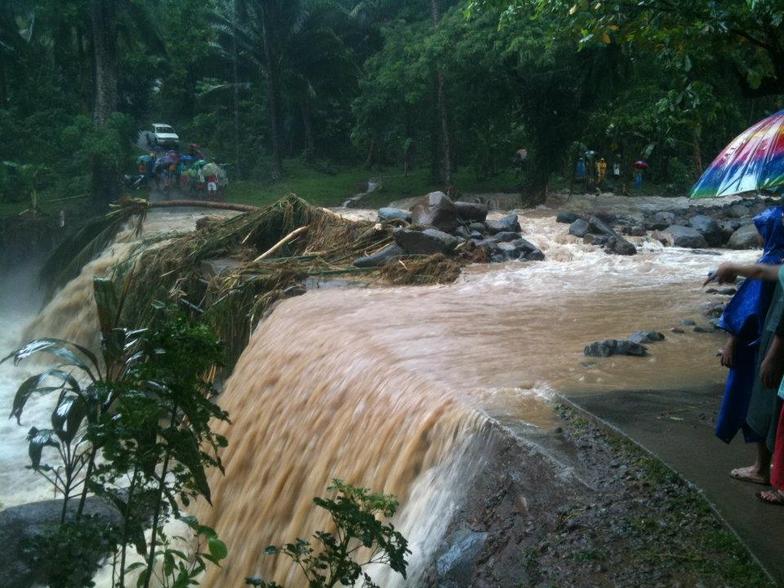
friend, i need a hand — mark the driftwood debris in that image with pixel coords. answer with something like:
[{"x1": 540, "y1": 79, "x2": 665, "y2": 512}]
[{"x1": 253, "y1": 226, "x2": 309, "y2": 262}]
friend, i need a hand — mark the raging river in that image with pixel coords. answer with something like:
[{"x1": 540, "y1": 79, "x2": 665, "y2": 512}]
[{"x1": 0, "y1": 195, "x2": 759, "y2": 586}]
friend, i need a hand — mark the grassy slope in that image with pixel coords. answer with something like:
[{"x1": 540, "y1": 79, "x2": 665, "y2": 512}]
[{"x1": 225, "y1": 160, "x2": 521, "y2": 209}]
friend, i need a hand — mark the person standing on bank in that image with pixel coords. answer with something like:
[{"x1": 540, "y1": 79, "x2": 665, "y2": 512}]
[{"x1": 710, "y1": 206, "x2": 784, "y2": 484}]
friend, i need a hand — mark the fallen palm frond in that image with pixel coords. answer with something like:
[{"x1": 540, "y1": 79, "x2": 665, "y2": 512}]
[{"x1": 45, "y1": 194, "x2": 467, "y2": 367}]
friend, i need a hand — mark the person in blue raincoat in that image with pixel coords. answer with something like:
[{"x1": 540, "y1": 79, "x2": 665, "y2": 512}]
[{"x1": 715, "y1": 205, "x2": 784, "y2": 483}]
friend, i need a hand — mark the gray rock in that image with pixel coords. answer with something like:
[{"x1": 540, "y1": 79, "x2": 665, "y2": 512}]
[
  {"x1": 454, "y1": 201, "x2": 488, "y2": 222},
  {"x1": 727, "y1": 223, "x2": 761, "y2": 249},
  {"x1": 584, "y1": 234, "x2": 609, "y2": 246},
  {"x1": 728, "y1": 203, "x2": 749, "y2": 218},
  {"x1": 688, "y1": 214, "x2": 723, "y2": 247},
  {"x1": 469, "y1": 230, "x2": 484, "y2": 239},
  {"x1": 377, "y1": 207, "x2": 411, "y2": 223},
  {"x1": 569, "y1": 218, "x2": 590, "y2": 238},
  {"x1": 666, "y1": 225, "x2": 709, "y2": 248},
  {"x1": 622, "y1": 225, "x2": 646, "y2": 237},
  {"x1": 493, "y1": 231, "x2": 521, "y2": 242},
  {"x1": 718, "y1": 220, "x2": 740, "y2": 242},
  {"x1": 468, "y1": 222, "x2": 486, "y2": 233},
  {"x1": 353, "y1": 244, "x2": 404, "y2": 268},
  {"x1": 455, "y1": 226, "x2": 472, "y2": 239},
  {"x1": 646, "y1": 211, "x2": 676, "y2": 230},
  {"x1": 410, "y1": 191, "x2": 458, "y2": 233},
  {"x1": 604, "y1": 236, "x2": 637, "y2": 256},
  {"x1": 485, "y1": 213, "x2": 522, "y2": 234},
  {"x1": 588, "y1": 216, "x2": 617, "y2": 237},
  {"x1": 584, "y1": 339, "x2": 648, "y2": 357},
  {"x1": 629, "y1": 331, "x2": 665, "y2": 344},
  {"x1": 437, "y1": 529, "x2": 488, "y2": 583},
  {"x1": 524, "y1": 247, "x2": 546, "y2": 261},
  {"x1": 393, "y1": 227, "x2": 459, "y2": 254},
  {"x1": 557, "y1": 211, "x2": 581, "y2": 224}
]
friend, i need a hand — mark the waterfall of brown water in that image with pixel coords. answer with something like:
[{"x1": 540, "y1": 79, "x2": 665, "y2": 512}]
[{"x1": 195, "y1": 297, "x2": 489, "y2": 587}]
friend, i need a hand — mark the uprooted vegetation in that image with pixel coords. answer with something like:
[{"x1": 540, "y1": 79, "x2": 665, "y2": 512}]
[{"x1": 44, "y1": 195, "x2": 466, "y2": 365}]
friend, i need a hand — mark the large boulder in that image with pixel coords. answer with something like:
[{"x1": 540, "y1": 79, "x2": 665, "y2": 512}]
[
  {"x1": 353, "y1": 243, "x2": 404, "y2": 268},
  {"x1": 454, "y1": 201, "x2": 488, "y2": 223},
  {"x1": 377, "y1": 207, "x2": 411, "y2": 223},
  {"x1": 688, "y1": 214, "x2": 723, "y2": 247},
  {"x1": 492, "y1": 231, "x2": 521, "y2": 243},
  {"x1": 485, "y1": 213, "x2": 522, "y2": 234},
  {"x1": 727, "y1": 223, "x2": 761, "y2": 249},
  {"x1": 569, "y1": 218, "x2": 590, "y2": 238},
  {"x1": 666, "y1": 225, "x2": 709, "y2": 248},
  {"x1": 604, "y1": 236, "x2": 637, "y2": 256},
  {"x1": 718, "y1": 220, "x2": 741, "y2": 242},
  {"x1": 393, "y1": 227, "x2": 459, "y2": 254},
  {"x1": 410, "y1": 191, "x2": 458, "y2": 233}
]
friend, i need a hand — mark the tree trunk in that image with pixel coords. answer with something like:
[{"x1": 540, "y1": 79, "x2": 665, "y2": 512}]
[
  {"x1": 431, "y1": 0, "x2": 452, "y2": 186},
  {"x1": 260, "y1": 4, "x2": 283, "y2": 180},
  {"x1": 692, "y1": 125, "x2": 703, "y2": 175},
  {"x1": 89, "y1": 0, "x2": 119, "y2": 205},
  {"x1": 232, "y1": 0, "x2": 241, "y2": 178},
  {"x1": 301, "y1": 98, "x2": 315, "y2": 162}
]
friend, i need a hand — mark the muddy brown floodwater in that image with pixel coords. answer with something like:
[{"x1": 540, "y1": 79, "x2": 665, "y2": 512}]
[{"x1": 0, "y1": 198, "x2": 762, "y2": 587}]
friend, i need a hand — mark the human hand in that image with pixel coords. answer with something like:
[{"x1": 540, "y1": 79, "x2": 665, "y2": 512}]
[
  {"x1": 705, "y1": 263, "x2": 739, "y2": 286},
  {"x1": 760, "y1": 355, "x2": 784, "y2": 389},
  {"x1": 720, "y1": 341, "x2": 735, "y2": 368}
]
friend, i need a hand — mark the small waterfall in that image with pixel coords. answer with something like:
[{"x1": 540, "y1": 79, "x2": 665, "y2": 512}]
[{"x1": 194, "y1": 295, "x2": 489, "y2": 586}]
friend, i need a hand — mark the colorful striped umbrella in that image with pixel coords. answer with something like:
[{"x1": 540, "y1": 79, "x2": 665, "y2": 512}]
[{"x1": 691, "y1": 109, "x2": 784, "y2": 199}]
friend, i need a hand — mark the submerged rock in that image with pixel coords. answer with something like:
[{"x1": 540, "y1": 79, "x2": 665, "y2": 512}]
[
  {"x1": 629, "y1": 331, "x2": 665, "y2": 344},
  {"x1": 393, "y1": 227, "x2": 459, "y2": 254},
  {"x1": 410, "y1": 191, "x2": 459, "y2": 233},
  {"x1": 584, "y1": 339, "x2": 648, "y2": 357}
]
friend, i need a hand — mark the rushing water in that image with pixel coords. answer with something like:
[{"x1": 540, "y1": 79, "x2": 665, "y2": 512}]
[{"x1": 0, "y1": 197, "x2": 761, "y2": 585}]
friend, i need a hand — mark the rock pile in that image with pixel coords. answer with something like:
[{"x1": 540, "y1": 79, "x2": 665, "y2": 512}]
[
  {"x1": 558, "y1": 196, "x2": 776, "y2": 250},
  {"x1": 584, "y1": 331, "x2": 665, "y2": 358},
  {"x1": 361, "y1": 191, "x2": 545, "y2": 266}
]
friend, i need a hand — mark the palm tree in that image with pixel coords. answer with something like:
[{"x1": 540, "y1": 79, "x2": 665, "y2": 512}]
[{"x1": 213, "y1": 0, "x2": 355, "y2": 177}]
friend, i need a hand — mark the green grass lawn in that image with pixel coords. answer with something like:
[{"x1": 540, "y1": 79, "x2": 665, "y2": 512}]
[{"x1": 225, "y1": 160, "x2": 522, "y2": 210}]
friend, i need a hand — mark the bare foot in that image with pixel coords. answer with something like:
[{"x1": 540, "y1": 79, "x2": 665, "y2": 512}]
[
  {"x1": 729, "y1": 465, "x2": 770, "y2": 485},
  {"x1": 757, "y1": 489, "x2": 784, "y2": 505}
]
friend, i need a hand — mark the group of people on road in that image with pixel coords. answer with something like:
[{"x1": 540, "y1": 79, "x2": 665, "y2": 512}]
[
  {"x1": 574, "y1": 151, "x2": 634, "y2": 193},
  {"x1": 711, "y1": 204, "x2": 784, "y2": 505},
  {"x1": 135, "y1": 144, "x2": 227, "y2": 198}
]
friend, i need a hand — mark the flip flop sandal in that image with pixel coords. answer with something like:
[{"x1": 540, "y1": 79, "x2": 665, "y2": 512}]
[
  {"x1": 756, "y1": 490, "x2": 784, "y2": 506},
  {"x1": 729, "y1": 469, "x2": 770, "y2": 485}
]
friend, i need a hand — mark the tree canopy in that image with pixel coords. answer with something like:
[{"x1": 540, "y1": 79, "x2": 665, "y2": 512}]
[{"x1": 0, "y1": 0, "x2": 781, "y2": 208}]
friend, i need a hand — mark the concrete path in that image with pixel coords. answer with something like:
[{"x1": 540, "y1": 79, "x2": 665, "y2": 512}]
[{"x1": 567, "y1": 386, "x2": 784, "y2": 585}]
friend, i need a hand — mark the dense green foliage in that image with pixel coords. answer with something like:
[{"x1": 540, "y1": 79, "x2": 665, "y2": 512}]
[
  {"x1": 0, "y1": 0, "x2": 782, "y2": 210},
  {"x1": 246, "y1": 479, "x2": 410, "y2": 588},
  {"x1": 3, "y1": 278, "x2": 229, "y2": 587}
]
